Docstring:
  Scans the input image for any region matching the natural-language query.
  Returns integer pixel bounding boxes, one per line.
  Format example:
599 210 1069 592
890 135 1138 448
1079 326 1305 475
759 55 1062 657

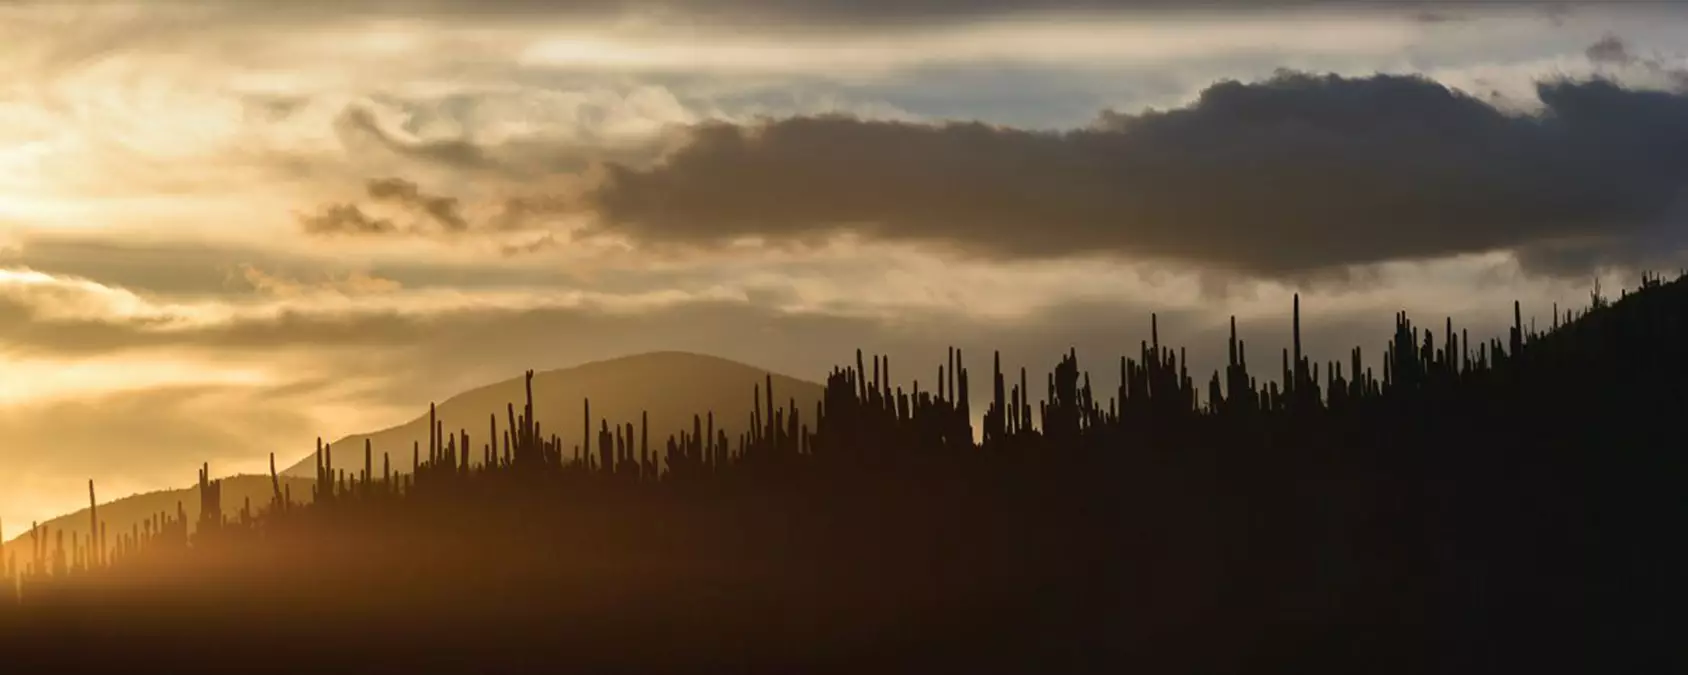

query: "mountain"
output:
283 351 825 477
3 474 317 553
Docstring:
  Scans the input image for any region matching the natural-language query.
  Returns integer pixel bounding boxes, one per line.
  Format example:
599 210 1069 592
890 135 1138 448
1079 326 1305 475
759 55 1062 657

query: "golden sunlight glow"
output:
0 354 273 406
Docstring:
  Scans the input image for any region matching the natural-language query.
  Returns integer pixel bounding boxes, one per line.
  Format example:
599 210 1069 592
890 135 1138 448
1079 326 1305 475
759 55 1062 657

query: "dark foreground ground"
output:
3 440 1682 675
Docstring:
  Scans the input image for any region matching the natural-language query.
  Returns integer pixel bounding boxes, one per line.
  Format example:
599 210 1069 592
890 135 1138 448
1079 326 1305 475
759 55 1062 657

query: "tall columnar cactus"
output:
856 349 867 400
988 351 1006 444
765 373 776 449
1511 299 1523 356
949 347 958 404
87 480 98 566
598 419 613 475
641 411 650 479
269 453 283 510
30 522 40 578
461 430 472 475
507 403 519 465
1020 367 1031 433
198 462 223 535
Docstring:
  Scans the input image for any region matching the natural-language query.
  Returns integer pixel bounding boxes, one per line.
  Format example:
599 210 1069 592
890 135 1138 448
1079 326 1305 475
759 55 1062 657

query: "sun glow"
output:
0 354 273 406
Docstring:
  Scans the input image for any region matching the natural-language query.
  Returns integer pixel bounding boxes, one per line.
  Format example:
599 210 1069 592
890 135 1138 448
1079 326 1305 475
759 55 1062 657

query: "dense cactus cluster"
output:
0 272 1677 589
0 271 1684 673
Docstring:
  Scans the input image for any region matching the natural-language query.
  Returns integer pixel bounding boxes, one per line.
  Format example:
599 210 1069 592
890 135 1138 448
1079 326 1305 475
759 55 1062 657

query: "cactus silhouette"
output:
5 273 1687 675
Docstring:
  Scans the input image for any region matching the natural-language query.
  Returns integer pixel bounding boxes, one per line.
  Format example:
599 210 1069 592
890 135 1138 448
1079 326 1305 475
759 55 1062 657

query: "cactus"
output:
87 480 98 565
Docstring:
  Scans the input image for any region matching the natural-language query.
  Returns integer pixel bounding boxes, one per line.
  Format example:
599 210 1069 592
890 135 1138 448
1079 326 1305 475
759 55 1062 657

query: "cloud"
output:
500 233 561 257
0 265 768 360
330 93 689 180
299 203 398 235
1586 33 1635 65
492 194 584 231
580 72 1688 277
1411 11 1465 25
1583 34 1688 91
237 265 403 298
299 176 583 239
366 177 469 232
334 105 494 171
299 177 484 238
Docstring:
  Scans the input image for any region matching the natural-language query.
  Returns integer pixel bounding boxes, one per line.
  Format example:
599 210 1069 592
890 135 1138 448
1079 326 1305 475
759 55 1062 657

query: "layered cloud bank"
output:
581 73 1688 275
304 69 1688 277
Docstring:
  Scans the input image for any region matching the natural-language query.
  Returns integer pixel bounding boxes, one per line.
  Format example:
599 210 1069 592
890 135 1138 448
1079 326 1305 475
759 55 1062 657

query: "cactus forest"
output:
0 272 1681 673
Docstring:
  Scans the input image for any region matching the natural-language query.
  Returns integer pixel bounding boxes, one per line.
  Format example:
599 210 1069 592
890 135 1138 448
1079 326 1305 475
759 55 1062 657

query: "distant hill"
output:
283 351 824 477
3 474 316 552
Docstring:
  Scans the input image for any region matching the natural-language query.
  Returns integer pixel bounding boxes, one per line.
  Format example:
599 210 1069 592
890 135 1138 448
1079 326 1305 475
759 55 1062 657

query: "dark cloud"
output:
1514 232 1688 278
1410 11 1466 24
300 178 479 237
491 194 581 232
299 165 596 238
1586 33 1634 65
1583 34 1688 91
584 72 1688 276
499 234 561 257
242 94 310 123
366 177 469 232
298 203 397 236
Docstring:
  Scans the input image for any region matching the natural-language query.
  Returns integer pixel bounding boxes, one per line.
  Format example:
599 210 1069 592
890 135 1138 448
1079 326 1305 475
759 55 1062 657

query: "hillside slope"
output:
284 351 823 477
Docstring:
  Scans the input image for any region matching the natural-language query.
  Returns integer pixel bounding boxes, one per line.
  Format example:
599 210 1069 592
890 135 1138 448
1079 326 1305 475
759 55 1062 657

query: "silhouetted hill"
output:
2 474 315 551
282 351 823 477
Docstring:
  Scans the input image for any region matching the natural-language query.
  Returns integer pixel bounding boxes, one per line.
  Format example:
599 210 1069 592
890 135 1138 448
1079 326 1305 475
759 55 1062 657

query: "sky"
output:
3 0 1688 537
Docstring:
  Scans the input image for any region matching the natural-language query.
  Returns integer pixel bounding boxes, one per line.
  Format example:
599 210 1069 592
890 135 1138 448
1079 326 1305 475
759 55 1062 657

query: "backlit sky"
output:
3 0 1687 536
